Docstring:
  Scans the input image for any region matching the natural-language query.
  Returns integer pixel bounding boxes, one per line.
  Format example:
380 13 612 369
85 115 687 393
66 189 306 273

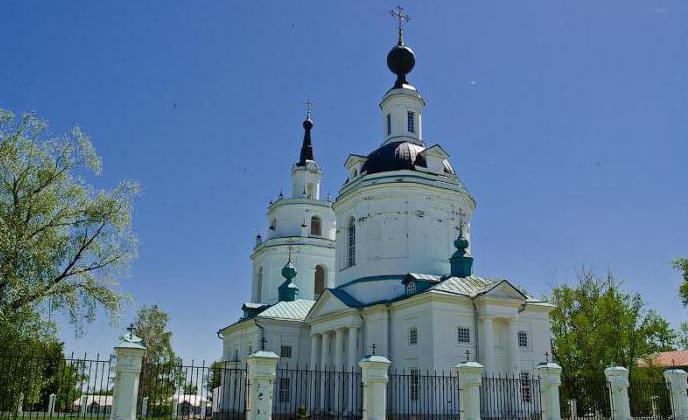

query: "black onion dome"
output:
387 44 416 89
361 141 456 175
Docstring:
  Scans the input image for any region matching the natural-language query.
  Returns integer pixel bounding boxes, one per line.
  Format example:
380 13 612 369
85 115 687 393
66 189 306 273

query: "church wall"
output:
221 319 311 367
221 322 261 362
388 299 435 371
429 297 477 369
514 307 552 372
266 201 335 240
251 243 335 303
361 306 390 359
334 180 473 286
340 278 404 305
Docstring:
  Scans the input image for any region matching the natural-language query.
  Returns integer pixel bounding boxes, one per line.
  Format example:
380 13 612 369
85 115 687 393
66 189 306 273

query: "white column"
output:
141 397 149 418
334 329 345 411
80 395 88 416
479 317 495 373
454 361 485 420
310 335 319 369
359 355 391 420
604 366 632 420
665 369 688 420
347 327 358 412
335 328 344 370
246 351 280 420
507 318 520 374
320 332 330 410
111 331 146 420
321 332 330 369
537 362 563 420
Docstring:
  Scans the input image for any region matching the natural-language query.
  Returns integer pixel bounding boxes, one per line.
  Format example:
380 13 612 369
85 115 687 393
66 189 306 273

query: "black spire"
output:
297 102 315 166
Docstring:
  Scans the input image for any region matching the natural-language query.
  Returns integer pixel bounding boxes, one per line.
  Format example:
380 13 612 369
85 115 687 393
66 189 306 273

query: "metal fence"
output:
480 374 542 420
628 379 672 419
387 369 461 419
559 378 612 419
137 360 246 420
273 366 361 420
0 353 114 419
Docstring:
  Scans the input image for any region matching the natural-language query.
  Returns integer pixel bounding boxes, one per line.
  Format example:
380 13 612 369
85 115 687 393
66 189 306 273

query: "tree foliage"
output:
0 108 138 329
547 268 676 382
674 257 688 308
134 305 182 415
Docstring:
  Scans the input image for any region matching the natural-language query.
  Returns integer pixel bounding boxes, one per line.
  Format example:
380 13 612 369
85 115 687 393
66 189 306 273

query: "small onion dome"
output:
454 235 469 253
281 261 297 281
387 43 415 89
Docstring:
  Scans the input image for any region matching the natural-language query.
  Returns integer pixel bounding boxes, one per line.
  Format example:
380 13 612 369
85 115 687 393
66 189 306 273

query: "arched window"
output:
347 217 356 267
310 216 322 236
314 265 326 299
255 267 263 302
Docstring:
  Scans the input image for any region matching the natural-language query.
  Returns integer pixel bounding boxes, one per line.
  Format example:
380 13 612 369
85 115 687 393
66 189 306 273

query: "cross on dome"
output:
389 5 411 45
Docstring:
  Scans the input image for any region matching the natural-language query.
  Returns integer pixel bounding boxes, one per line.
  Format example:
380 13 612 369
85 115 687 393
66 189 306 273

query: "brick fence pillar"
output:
664 368 688 420
111 329 146 420
537 362 563 420
604 366 632 420
454 361 484 420
246 351 279 420
359 355 391 420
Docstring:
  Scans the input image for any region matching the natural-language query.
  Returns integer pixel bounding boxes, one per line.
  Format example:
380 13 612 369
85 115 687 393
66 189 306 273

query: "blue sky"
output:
2 1 686 362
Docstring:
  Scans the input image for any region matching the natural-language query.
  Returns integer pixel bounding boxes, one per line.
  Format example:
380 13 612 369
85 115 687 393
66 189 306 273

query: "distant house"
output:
642 350 688 369
172 394 209 416
73 395 113 414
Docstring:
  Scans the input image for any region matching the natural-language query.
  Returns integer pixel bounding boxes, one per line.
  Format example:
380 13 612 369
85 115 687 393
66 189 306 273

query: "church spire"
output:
297 99 315 166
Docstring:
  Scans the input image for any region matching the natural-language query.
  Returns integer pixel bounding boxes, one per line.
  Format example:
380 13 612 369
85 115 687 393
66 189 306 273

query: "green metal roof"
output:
257 299 315 321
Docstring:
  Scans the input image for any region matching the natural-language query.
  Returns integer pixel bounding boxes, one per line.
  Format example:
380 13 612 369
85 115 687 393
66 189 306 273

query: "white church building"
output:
218 23 554 378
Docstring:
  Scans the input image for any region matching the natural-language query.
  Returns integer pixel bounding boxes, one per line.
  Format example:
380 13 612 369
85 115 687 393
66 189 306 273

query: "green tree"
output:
0 108 138 330
547 268 676 382
674 257 688 307
133 305 181 416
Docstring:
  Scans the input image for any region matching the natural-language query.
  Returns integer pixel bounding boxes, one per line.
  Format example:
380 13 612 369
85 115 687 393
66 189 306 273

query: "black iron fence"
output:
387 369 460 419
480 374 542 420
628 378 672 419
0 353 114 419
273 365 361 420
560 377 612 419
137 360 246 420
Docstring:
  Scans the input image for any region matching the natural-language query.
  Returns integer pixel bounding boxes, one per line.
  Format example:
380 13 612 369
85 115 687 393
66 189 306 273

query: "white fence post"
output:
140 396 149 418
80 395 88 416
48 393 56 415
246 350 279 420
537 362 563 420
359 355 391 420
664 369 688 420
604 366 632 420
454 361 484 420
111 328 146 420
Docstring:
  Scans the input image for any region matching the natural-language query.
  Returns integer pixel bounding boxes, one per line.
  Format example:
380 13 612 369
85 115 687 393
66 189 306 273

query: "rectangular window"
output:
518 331 528 348
280 345 292 358
409 327 418 345
410 368 420 401
386 114 391 135
407 111 415 133
347 219 356 267
520 372 532 402
278 378 291 402
457 327 470 343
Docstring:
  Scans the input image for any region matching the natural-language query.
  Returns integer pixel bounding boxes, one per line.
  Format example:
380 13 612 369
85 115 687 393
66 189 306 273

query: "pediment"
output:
305 290 352 321
419 144 449 160
479 280 527 300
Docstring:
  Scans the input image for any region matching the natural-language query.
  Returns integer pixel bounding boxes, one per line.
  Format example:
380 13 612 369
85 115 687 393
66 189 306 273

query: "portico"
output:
308 313 363 370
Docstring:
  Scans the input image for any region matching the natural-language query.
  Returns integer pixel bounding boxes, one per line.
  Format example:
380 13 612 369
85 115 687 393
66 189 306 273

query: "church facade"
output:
218 26 554 378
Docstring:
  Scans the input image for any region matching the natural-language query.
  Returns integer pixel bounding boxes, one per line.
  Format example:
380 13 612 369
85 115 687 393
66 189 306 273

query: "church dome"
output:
361 141 455 175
